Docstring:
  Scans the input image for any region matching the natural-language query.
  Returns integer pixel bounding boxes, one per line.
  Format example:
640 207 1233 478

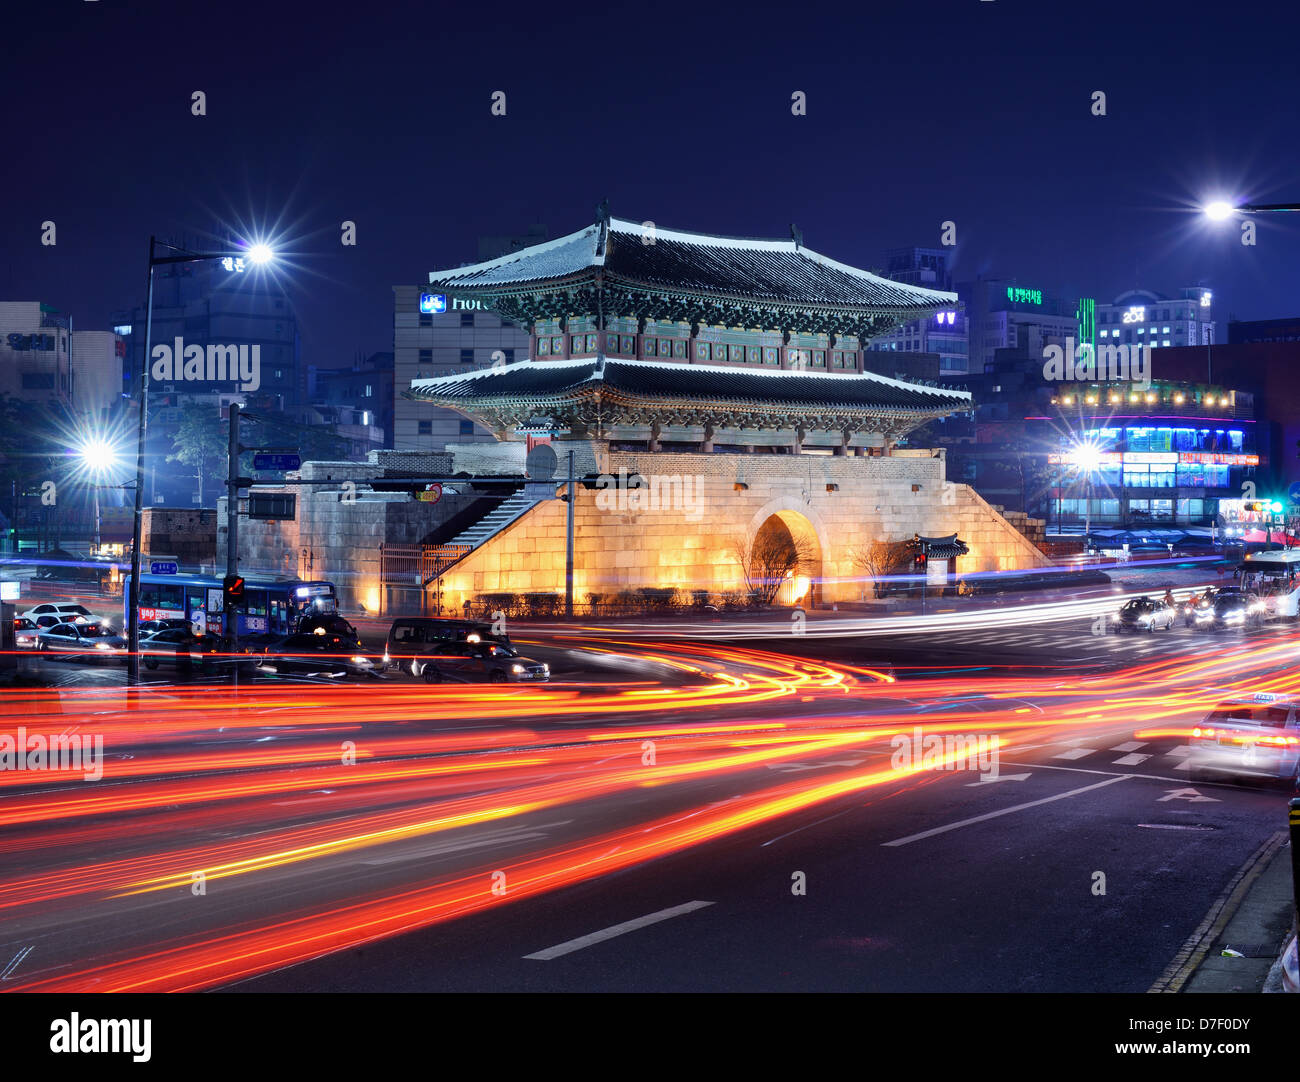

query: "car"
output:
257 633 377 678
138 618 193 636
36 621 128 663
1211 587 1268 629
138 628 205 672
1187 697 1300 783
411 639 549 684
12 617 41 649
1115 596 1175 632
383 618 511 674
20 603 95 623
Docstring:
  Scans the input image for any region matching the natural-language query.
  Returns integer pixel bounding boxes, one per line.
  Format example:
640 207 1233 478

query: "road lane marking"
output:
524 901 714 960
1052 747 1095 760
1111 741 1146 752
881 776 1130 847
0 946 32 980
1112 753 1151 766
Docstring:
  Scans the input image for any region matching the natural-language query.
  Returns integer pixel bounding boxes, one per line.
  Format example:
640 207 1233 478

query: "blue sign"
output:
1289 482 1300 505
253 453 301 471
151 561 177 575
419 293 446 314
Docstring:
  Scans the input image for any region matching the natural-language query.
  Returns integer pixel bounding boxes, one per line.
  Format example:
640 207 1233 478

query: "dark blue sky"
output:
5 0 1299 365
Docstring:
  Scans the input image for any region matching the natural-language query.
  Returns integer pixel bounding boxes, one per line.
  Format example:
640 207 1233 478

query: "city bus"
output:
1237 550 1300 619
122 573 340 638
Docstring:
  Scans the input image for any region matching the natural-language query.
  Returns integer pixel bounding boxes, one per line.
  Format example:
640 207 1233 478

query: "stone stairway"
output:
446 495 542 549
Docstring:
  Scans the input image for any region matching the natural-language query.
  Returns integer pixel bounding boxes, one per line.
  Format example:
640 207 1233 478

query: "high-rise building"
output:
392 231 541 450
870 248 969 375
958 278 1088 373
1097 287 1214 352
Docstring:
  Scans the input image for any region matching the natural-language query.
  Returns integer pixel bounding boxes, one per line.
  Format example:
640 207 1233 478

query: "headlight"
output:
94 642 111 650
351 655 370 665
511 663 525 674
542 664 549 673
382 652 390 664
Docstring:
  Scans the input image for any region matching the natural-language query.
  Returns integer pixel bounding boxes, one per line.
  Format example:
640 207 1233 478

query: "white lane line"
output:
1053 747 1095 760
0 946 32 980
761 806 859 847
1112 753 1152 766
1167 745 1193 758
882 775 1130 847
1111 741 1146 752
524 901 715 961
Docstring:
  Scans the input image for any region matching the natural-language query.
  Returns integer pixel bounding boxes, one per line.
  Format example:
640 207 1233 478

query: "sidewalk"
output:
1159 830 1297 994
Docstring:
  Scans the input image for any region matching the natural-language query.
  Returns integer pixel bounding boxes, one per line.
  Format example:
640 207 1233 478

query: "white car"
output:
20 602 96 623
1187 697 1300 783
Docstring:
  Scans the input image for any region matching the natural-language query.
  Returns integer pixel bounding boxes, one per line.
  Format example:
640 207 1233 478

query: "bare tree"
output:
733 526 816 606
851 538 912 599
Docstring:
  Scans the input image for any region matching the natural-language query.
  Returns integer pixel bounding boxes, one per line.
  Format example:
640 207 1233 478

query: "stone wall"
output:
142 508 217 568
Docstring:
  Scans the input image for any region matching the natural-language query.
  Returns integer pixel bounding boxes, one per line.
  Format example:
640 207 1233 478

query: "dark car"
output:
384 618 510 676
1115 596 1174 633
1212 588 1267 629
139 627 204 672
1182 589 1218 628
36 621 128 663
413 640 549 684
258 633 377 678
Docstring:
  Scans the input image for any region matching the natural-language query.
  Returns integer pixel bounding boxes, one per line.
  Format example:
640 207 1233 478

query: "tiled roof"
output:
428 217 955 312
409 357 971 412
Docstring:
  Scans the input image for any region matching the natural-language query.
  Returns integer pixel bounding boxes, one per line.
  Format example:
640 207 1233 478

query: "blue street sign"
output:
151 561 177 575
253 453 301 471
1289 482 1300 505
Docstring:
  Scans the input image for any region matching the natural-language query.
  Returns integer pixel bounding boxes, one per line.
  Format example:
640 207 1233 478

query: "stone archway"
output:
745 506 825 607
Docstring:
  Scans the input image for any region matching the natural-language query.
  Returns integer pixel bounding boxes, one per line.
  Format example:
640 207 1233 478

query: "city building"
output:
0 301 72 410
309 351 394 449
392 232 541 451
1097 287 1214 351
958 278 1092 374
70 330 127 427
869 248 970 375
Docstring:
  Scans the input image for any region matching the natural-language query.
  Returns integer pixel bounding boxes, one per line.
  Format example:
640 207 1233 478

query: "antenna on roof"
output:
790 223 802 249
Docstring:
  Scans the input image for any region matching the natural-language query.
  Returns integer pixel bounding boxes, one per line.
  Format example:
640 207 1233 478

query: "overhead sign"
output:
253 453 301 471
150 561 178 575
1289 482 1300 505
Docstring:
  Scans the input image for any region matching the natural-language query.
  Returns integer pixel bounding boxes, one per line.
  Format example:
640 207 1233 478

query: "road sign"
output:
150 561 178 575
253 453 301 471
247 494 296 520
1289 482 1300 504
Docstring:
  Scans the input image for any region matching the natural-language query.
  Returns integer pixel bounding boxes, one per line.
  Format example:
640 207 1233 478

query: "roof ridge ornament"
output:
596 198 611 257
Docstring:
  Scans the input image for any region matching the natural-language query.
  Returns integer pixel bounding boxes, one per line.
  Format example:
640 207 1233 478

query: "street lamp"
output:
1204 199 1300 218
1067 439 1105 551
126 236 274 685
77 436 121 551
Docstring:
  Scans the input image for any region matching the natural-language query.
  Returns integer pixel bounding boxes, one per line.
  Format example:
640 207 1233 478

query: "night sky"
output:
6 0 1299 366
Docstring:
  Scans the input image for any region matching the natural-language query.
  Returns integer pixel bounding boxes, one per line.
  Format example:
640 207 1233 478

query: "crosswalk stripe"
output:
1110 741 1146 752
1053 747 1095 760
1112 753 1152 766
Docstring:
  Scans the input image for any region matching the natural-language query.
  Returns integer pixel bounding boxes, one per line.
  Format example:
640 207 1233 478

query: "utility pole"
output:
565 449 575 618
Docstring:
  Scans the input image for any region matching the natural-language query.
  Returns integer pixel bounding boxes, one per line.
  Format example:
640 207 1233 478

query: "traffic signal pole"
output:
227 403 240 691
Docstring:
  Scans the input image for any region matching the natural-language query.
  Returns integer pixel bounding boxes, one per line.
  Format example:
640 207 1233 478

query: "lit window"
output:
1162 340 1171 347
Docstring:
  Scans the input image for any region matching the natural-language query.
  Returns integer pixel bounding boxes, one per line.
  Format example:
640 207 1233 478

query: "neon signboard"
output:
1006 286 1042 306
1122 306 1145 324
419 293 447 314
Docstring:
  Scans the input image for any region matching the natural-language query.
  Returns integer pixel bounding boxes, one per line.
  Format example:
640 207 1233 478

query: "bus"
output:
122 574 340 639
1237 550 1300 619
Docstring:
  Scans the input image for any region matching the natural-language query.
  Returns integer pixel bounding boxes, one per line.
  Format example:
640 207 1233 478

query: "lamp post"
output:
126 237 274 685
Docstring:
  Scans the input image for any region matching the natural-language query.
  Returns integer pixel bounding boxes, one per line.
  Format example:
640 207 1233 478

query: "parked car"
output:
383 618 510 674
36 621 127 663
138 618 193 636
20 603 95 623
257 633 377 678
12 618 40 649
1115 596 1175 633
1188 696 1300 783
410 639 549 684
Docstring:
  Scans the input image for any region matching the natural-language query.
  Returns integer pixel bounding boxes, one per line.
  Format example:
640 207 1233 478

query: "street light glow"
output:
1204 200 1235 221
247 242 274 265
1068 440 1104 473
79 437 119 473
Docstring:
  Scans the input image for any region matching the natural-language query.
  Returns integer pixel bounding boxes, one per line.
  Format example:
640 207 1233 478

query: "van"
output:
384 618 509 674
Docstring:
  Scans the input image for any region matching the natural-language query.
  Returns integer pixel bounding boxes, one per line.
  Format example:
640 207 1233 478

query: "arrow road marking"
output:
1158 787 1220 803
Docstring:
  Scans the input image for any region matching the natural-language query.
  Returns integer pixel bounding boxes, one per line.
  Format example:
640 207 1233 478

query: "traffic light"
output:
223 574 245 607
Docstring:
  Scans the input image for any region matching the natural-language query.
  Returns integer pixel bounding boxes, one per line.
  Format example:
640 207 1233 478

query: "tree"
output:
237 409 348 472
166 404 227 504
851 538 912 599
733 521 816 606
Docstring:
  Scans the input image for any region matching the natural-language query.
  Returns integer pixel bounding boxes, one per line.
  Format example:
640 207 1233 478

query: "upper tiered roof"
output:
427 212 957 336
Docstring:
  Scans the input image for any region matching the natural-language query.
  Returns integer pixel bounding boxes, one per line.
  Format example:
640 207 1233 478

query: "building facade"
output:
869 248 970 375
1097 287 1215 352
